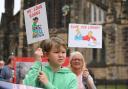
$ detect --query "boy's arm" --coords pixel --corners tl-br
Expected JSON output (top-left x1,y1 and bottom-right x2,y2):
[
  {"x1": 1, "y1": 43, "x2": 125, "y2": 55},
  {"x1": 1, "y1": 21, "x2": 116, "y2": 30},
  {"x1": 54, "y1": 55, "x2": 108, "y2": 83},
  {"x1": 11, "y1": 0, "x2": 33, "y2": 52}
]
[
  {"x1": 68, "y1": 74, "x2": 77, "y2": 89},
  {"x1": 23, "y1": 61, "x2": 42, "y2": 87},
  {"x1": 38, "y1": 70, "x2": 76, "y2": 89},
  {"x1": 38, "y1": 72, "x2": 59, "y2": 89},
  {"x1": 44, "y1": 82, "x2": 59, "y2": 89},
  {"x1": 23, "y1": 48, "x2": 43, "y2": 87}
]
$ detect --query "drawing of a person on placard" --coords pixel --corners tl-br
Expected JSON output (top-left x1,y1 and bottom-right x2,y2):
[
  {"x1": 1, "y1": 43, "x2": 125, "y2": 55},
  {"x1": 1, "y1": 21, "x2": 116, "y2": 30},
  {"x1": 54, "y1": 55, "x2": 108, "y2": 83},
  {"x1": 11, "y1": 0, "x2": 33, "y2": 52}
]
[
  {"x1": 74, "y1": 26, "x2": 83, "y2": 40},
  {"x1": 83, "y1": 31, "x2": 97, "y2": 46},
  {"x1": 32, "y1": 17, "x2": 44, "y2": 38}
]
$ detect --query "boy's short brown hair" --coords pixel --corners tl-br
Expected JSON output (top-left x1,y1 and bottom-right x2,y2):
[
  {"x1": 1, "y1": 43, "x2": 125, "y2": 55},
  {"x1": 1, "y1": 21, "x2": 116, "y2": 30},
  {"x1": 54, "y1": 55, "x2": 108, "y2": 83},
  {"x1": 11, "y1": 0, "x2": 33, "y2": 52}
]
[{"x1": 41, "y1": 37, "x2": 67, "y2": 53}]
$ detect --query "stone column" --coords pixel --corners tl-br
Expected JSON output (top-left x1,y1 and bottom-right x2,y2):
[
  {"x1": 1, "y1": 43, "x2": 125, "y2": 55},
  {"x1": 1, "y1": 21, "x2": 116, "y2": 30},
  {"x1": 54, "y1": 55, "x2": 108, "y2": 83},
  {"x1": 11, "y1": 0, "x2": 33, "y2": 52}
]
[
  {"x1": 17, "y1": 32, "x2": 24, "y2": 57},
  {"x1": 17, "y1": 0, "x2": 24, "y2": 57}
]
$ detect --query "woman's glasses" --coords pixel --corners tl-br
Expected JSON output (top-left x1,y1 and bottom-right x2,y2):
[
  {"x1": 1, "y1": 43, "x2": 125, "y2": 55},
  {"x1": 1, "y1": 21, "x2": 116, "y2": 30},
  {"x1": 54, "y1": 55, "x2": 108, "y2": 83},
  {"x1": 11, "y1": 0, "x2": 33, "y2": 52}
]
[{"x1": 72, "y1": 58, "x2": 82, "y2": 61}]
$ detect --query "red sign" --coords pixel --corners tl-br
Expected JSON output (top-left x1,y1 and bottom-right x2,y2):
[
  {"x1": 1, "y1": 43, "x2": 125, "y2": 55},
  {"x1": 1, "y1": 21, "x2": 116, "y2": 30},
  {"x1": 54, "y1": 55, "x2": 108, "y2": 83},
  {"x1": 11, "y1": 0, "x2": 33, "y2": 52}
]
[{"x1": 13, "y1": 57, "x2": 69, "y2": 83}]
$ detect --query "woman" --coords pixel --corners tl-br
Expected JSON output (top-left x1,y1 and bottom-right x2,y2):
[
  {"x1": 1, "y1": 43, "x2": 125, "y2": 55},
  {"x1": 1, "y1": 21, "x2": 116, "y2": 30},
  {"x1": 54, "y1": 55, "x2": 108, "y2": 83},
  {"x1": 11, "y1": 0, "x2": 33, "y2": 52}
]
[{"x1": 70, "y1": 51, "x2": 96, "y2": 89}]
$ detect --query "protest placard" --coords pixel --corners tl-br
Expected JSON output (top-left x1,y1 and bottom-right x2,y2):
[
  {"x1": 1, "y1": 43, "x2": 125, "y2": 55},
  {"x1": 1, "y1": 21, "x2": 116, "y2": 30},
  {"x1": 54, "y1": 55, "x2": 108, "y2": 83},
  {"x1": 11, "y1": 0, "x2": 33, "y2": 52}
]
[
  {"x1": 24, "y1": 2, "x2": 49, "y2": 44},
  {"x1": 68, "y1": 23, "x2": 102, "y2": 48}
]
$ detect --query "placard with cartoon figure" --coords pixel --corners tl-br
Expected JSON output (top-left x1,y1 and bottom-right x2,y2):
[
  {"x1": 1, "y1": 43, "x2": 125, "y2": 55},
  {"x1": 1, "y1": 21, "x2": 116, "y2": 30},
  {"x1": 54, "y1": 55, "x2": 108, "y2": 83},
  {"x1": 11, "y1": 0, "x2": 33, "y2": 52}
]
[
  {"x1": 24, "y1": 2, "x2": 49, "y2": 44},
  {"x1": 68, "y1": 23, "x2": 102, "y2": 48}
]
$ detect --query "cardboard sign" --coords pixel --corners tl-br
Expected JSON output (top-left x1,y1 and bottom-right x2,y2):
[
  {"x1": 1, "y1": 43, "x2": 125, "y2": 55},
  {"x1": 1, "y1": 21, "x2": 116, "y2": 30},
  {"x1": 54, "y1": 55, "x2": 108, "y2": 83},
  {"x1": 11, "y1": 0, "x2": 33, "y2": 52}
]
[
  {"x1": 68, "y1": 23, "x2": 102, "y2": 48},
  {"x1": 24, "y1": 2, "x2": 49, "y2": 44}
]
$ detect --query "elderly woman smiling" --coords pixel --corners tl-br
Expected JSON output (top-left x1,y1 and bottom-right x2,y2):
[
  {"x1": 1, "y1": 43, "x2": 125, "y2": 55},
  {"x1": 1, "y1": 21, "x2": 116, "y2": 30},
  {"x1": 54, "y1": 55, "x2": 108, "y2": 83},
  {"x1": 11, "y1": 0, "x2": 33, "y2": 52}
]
[{"x1": 69, "y1": 51, "x2": 96, "y2": 89}]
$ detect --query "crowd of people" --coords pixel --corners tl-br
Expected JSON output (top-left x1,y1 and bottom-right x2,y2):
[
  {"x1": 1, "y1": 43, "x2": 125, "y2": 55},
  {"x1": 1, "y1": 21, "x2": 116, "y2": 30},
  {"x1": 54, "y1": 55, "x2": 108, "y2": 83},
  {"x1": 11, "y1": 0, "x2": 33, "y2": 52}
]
[{"x1": 0, "y1": 36, "x2": 96, "y2": 89}]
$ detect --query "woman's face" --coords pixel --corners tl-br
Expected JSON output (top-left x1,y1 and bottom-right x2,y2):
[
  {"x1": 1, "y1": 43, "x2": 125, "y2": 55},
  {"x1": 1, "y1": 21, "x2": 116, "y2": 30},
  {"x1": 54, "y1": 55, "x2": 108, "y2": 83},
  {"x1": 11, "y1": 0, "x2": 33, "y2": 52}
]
[{"x1": 71, "y1": 54, "x2": 84, "y2": 70}]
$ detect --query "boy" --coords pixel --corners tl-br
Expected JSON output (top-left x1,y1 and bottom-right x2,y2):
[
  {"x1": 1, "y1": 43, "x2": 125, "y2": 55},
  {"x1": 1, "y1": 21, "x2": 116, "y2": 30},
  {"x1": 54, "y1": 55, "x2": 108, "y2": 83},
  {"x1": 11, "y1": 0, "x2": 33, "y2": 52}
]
[{"x1": 23, "y1": 37, "x2": 77, "y2": 89}]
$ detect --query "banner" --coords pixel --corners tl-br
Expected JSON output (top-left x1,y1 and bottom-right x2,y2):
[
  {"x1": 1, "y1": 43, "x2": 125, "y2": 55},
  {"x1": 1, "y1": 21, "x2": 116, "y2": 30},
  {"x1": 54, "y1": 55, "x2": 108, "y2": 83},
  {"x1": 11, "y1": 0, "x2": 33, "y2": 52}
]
[
  {"x1": 68, "y1": 23, "x2": 102, "y2": 48},
  {"x1": 14, "y1": 57, "x2": 69, "y2": 83},
  {"x1": 0, "y1": 81, "x2": 43, "y2": 89},
  {"x1": 24, "y1": 2, "x2": 49, "y2": 44}
]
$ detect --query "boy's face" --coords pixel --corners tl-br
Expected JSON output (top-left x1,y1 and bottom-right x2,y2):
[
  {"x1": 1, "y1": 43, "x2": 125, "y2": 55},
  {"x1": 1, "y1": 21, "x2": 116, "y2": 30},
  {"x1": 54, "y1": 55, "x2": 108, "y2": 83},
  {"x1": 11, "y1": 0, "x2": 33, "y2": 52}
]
[{"x1": 47, "y1": 46, "x2": 66, "y2": 67}]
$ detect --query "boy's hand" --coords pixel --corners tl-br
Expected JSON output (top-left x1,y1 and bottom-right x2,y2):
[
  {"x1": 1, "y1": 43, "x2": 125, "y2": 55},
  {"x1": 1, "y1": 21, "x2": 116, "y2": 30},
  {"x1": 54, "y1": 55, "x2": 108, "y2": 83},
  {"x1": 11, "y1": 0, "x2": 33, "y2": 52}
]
[
  {"x1": 38, "y1": 71, "x2": 48, "y2": 85},
  {"x1": 34, "y1": 48, "x2": 43, "y2": 61}
]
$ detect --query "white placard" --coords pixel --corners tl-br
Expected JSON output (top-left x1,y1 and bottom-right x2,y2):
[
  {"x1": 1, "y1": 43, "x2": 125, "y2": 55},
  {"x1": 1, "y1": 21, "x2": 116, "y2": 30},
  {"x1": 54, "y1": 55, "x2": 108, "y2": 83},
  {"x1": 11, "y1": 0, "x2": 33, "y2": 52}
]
[
  {"x1": 68, "y1": 23, "x2": 102, "y2": 48},
  {"x1": 24, "y1": 2, "x2": 49, "y2": 44}
]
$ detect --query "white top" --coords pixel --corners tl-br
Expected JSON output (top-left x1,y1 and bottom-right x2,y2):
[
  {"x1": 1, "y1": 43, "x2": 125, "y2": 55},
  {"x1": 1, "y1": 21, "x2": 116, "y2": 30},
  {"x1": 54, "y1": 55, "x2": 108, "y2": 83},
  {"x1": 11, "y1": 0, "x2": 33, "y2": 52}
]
[
  {"x1": 77, "y1": 73, "x2": 85, "y2": 89},
  {"x1": 77, "y1": 73, "x2": 96, "y2": 89}
]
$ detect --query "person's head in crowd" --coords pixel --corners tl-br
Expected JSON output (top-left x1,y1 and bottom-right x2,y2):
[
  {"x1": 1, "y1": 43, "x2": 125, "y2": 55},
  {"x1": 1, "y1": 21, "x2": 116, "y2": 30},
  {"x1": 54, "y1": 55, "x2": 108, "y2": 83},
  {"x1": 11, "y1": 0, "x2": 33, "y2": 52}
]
[{"x1": 6, "y1": 55, "x2": 16, "y2": 68}]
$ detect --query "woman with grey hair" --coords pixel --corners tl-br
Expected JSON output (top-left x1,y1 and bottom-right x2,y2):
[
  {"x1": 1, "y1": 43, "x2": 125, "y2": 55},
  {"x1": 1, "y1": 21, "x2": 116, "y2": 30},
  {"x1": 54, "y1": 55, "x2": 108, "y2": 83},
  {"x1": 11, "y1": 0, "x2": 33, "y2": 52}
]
[{"x1": 70, "y1": 51, "x2": 96, "y2": 89}]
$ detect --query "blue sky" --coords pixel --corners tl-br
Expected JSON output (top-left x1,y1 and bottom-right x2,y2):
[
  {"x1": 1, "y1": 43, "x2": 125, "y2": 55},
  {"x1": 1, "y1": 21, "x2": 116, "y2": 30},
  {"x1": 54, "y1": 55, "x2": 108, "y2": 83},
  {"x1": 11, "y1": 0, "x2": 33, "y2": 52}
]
[{"x1": 0, "y1": 0, "x2": 21, "y2": 22}]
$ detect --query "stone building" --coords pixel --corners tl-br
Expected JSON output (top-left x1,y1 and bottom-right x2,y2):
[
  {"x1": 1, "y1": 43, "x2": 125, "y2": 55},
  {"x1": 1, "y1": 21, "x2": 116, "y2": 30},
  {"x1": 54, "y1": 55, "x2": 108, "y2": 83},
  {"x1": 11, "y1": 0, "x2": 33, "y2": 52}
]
[
  {"x1": 0, "y1": 0, "x2": 71, "y2": 58},
  {"x1": 0, "y1": 0, "x2": 19, "y2": 58},
  {"x1": 70, "y1": 0, "x2": 128, "y2": 81},
  {"x1": 0, "y1": 0, "x2": 128, "y2": 82}
]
